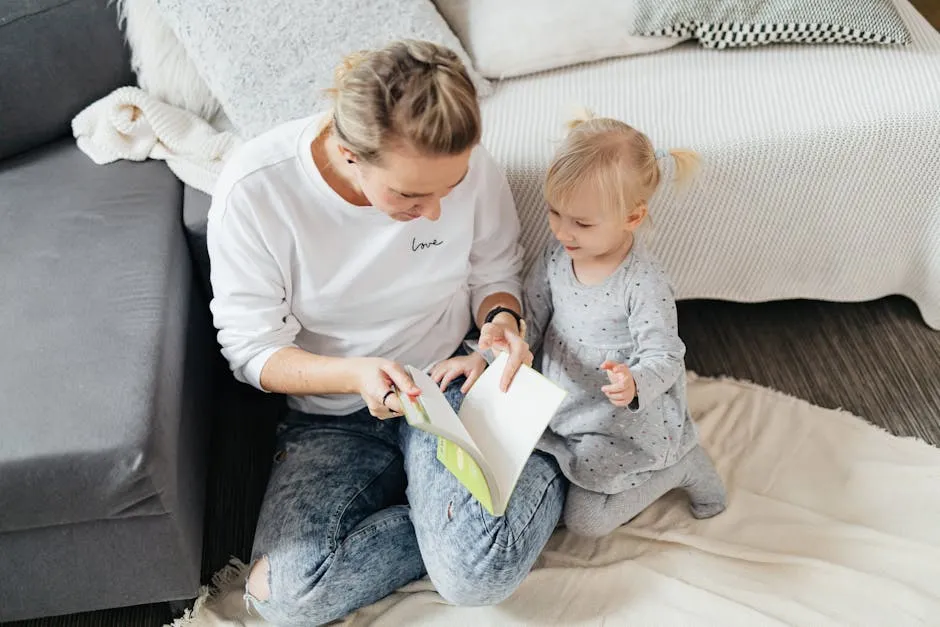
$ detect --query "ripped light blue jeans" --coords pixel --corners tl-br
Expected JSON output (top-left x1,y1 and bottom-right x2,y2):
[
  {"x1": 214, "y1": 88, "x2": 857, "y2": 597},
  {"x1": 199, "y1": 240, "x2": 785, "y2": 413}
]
[{"x1": 247, "y1": 376, "x2": 566, "y2": 626}]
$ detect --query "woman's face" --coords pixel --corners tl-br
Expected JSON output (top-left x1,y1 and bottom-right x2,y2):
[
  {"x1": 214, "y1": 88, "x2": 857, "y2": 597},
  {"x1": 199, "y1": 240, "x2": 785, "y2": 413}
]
[{"x1": 354, "y1": 145, "x2": 474, "y2": 222}]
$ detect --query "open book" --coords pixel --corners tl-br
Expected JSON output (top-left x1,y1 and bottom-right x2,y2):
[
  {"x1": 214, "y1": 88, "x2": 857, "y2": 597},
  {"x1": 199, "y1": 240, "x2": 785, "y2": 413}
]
[{"x1": 396, "y1": 352, "x2": 567, "y2": 516}]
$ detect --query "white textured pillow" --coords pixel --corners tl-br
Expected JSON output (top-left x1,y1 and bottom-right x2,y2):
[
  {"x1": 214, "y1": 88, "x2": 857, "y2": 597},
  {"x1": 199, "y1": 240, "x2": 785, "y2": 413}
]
[
  {"x1": 115, "y1": 0, "x2": 221, "y2": 121},
  {"x1": 154, "y1": 0, "x2": 491, "y2": 139},
  {"x1": 434, "y1": 0, "x2": 686, "y2": 79}
]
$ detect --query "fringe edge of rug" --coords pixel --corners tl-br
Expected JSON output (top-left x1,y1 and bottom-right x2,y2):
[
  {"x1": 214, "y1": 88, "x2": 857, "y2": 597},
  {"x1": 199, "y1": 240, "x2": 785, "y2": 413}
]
[
  {"x1": 688, "y1": 371, "x2": 937, "y2": 448},
  {"x1": 166, "y1": 558, "x2": 251, "y2": 627}
]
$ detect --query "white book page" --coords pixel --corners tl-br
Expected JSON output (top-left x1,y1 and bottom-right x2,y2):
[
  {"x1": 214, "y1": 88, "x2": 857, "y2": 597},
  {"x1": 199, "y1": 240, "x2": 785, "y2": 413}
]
[
  {"x1": 402, "y1": 366, "x2": 481, "y2": 458},
  {"x1": 458, "y1": 352, "x2": 567, "y2": 510}
]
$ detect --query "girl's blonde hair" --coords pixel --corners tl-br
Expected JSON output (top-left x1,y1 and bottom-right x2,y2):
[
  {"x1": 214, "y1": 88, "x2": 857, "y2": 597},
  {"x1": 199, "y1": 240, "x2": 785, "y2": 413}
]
[
  {"x1": 545, "y1": 111, "x2": 699, "y2": 219},
  {"x1": 325, "y1": 40, "x2": 481, "y2": 164}
]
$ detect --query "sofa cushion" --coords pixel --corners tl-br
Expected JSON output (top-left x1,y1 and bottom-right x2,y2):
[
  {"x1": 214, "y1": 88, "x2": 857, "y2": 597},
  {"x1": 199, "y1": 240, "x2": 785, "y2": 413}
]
[
  {"x1": 183, "y1": 184, "x2": 212, "y2": 297},
  {"x1": 0, "y1": 140, "x2": 188, "y2": 532},
  {"x1": 153, "y1": 0, "x2": 490, "y2": 138},
  {"x1": 0, "y1": 0, "x2": 133, "y2": 160}
]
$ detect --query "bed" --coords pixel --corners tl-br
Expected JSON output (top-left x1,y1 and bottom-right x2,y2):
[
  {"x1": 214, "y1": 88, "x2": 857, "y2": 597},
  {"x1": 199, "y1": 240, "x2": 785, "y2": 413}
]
[{"x1": 481, "y1": 0, "x2": 940, "y2": 328}]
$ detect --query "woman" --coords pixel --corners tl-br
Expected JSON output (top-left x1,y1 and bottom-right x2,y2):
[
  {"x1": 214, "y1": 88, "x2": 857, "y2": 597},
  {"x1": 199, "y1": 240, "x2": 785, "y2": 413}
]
[{"x1": 207, "y1": 40, "x2": 565, "y2": 626}]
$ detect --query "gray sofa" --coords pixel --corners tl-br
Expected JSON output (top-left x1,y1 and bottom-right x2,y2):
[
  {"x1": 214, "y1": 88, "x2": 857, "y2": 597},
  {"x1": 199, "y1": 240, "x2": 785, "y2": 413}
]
[{"x1": 0, "y1": 0, "x2": 217, "y2": 620}]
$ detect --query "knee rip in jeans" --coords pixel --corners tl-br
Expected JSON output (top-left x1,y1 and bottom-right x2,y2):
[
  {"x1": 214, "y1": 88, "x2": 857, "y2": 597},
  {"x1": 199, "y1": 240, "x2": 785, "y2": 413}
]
[
  {"x1": 446, "y1": 500, "x2": 454, "y2": 521},
  {"x1": 246, "y1": 555, "x2": 272, "y2": 603}
]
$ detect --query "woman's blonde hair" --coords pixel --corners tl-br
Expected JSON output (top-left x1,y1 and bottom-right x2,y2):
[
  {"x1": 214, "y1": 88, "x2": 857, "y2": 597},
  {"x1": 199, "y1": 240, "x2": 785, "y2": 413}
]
[
  {"x1": 325, "y1": 40, "x2": 481, "y2": 164},
  {"x1": 545, "y1": 110, "x2": 700, "y2": 220}
]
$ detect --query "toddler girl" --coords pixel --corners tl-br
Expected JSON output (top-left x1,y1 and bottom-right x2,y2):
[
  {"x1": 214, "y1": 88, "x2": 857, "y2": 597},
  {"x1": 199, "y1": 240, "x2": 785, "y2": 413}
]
[{"x1": 525, "y1": 114, "x2": 726, "y2": 537}]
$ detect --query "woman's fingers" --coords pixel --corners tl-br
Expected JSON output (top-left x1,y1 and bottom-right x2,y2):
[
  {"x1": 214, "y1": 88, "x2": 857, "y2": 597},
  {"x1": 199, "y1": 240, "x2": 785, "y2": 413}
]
[
  {"x1": 381, "y1": 361, "x2": 420, "y2": 397},
  {"x1": 377, "y1": 388, "x2": 404, "y2": 416},
  {"x1": 500, "y1": 352, "x2": 522, "y2": 393},
  {"x1": 499, "y1": 330, "x2": 532, "y2": 392},
  {"x1": 365, "y1": 361, "x2": 415, "y2": 417},
  {"x1": 479, "y1": 323, "x2": 511, "y2": 353},
  {"x1": 367, "y1": 394, "x2": 401, "y2": 419}
]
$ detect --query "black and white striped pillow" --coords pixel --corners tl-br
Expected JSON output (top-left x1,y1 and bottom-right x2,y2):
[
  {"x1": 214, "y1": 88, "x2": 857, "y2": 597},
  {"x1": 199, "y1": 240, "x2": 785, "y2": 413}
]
[{"x1": 634, "y1": 0, "x2": 911, "y2": 49}]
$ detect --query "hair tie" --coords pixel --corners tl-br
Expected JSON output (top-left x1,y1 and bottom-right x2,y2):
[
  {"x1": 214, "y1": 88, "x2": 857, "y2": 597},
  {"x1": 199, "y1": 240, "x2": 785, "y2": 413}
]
[{"x1": 654, "y1": 149, "x2": 670, "y2": 160}]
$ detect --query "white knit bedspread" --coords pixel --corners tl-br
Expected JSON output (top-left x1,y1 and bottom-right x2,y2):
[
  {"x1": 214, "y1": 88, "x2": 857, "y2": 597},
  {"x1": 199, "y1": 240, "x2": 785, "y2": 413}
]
[{"x1": 481, "y1": 0, "x2": 940, "y2": 328}]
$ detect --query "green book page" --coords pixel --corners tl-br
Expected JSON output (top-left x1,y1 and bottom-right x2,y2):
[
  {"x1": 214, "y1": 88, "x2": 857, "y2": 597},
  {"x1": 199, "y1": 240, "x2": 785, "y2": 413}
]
[{"x1": 437, "y1": 437, "x2": 495, "y2": 516}]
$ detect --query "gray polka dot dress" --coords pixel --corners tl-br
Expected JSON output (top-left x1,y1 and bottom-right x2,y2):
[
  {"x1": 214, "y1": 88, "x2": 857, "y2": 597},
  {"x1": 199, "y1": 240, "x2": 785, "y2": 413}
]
[{"x1": 524, "y1": 241, "x2": 698, "y2": 495}]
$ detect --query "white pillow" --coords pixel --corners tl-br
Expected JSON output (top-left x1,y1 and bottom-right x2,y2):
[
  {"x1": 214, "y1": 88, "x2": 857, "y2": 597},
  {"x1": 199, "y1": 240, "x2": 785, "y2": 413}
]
[
  {"x1": 153, "y1": 0, "x2": 491, "y2": 139},
  {"x1": 434, "y1": 0, "x2": 687, "y2": 79},
  {"x1": 116, "y1": 0, "x2": 221, "y2": 121}
]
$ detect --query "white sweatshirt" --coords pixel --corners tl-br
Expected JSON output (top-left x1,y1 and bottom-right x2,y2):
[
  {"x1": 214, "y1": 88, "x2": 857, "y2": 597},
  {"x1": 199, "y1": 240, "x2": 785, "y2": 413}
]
[{"x1": 207, "y1": 116, "x2": 523, "y2": 415}]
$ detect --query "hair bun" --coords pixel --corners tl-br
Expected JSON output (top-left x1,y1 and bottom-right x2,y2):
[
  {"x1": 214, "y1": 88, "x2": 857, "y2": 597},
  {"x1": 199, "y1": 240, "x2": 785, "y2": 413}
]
[
  {"x1": 565, "y1": 105, "x2": 595, "y2": 130},
  {"x1": 565, "y1": 105, "x2": 596, "y2": 131},
  {"x1": 333, "y1": 51, "x2": 369, "y2": 86}
]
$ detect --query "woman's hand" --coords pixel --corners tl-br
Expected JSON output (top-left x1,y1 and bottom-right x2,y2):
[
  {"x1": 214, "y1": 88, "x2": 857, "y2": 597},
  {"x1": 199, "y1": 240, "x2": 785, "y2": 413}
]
[
  {"x1": 430, "y1": 353, "x2": 488, "y2": 393},
  {"x1": 349, "y1": 357, "x2": 421, "y2": 419},
  {"x1": 600, "y1": 360, "x2": 637, "y2": 407},
  {"x1": 479, "y1": 316, "x2": 533, "y2": 392}
]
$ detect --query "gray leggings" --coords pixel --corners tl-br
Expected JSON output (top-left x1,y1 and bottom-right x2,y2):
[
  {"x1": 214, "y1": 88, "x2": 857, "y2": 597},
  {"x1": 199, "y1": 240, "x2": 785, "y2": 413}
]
[{"x1": 564, "y1": 445, "x2": 726, "y2": 537}]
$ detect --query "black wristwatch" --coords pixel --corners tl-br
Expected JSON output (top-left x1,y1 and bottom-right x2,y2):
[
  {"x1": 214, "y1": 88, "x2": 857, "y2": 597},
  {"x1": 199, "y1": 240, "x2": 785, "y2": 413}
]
[{"x1": 484, "y1": 306, "x2": 526, "y2": 336}]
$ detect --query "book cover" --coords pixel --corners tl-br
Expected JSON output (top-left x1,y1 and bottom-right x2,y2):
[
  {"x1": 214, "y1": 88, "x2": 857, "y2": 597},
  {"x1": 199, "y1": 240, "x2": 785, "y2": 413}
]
[{"x1": 436, "y1": 437, "x2": 495, "y2": 515}]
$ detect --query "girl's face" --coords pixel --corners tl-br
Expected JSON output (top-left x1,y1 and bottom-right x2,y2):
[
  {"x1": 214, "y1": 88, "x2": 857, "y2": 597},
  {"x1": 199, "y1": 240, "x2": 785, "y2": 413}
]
[
  {"x1": 548, "y1": 185, "x2": 646, "y2": 261},
  {"x1": 354, "y1": 144, "x2": 473, "y2": 222}
]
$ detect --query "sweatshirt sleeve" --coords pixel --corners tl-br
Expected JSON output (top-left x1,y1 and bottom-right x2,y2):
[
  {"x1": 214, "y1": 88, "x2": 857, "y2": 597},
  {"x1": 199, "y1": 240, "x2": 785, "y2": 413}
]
[
  {"x1": 522, "y1": 243, "x2": 555, "y2": 355},
  {"x1": 207, "y1": 190, "x2": 301, "y2": 390},
  {"x1": 624, "y1": 263, "x2": 686, "y2": 412},
  {"x1": 467, "y1": 147, "x2": 524, "y2": 319}
]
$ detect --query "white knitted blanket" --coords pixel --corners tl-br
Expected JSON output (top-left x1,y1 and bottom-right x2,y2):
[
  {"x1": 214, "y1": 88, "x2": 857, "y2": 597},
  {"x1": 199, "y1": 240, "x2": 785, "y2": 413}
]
[{"x1": 71, "y1": 86, "x2": 241, "y2": 194}]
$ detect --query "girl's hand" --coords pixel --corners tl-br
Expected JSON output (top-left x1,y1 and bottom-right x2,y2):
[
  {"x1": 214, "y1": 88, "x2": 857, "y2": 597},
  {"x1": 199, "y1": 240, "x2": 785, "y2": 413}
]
[
  {"x1": 349, "y1": 357, "x2": 421, "y2": 419},
  {"x1": 600, "y1": 360, "x2": 637, "y2": 407},
  {"x1": 479, "y1": 318, "x2": 534, "y2": 392},
  {"x1": 430, "y1": 353, "x2": 488, "y2": 393}
]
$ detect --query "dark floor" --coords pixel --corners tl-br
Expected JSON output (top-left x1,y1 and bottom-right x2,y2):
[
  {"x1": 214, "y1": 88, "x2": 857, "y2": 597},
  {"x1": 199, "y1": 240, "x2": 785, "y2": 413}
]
[
  {"x1": 5, "y1": 294, "x2": 940, "y2": 627},
  {"x1": 912, "y1": 0, "x2": 940, "y2": 28}
]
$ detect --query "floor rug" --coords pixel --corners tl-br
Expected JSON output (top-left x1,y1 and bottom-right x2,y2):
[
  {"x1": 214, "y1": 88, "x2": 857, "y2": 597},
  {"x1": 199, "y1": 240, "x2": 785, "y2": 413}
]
[{"x1": 170, "y1": 375, "x2": 940, "y2": 626}]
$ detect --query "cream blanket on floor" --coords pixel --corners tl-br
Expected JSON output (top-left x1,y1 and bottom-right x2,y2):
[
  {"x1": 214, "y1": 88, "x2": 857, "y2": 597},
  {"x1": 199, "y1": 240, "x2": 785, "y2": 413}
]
[
  {"x1": 72, "y1": 86, "x2": 241, "y2": 195},
  {"x1": 172, "y1": 376, "x2": 940, "y2": 627}
]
